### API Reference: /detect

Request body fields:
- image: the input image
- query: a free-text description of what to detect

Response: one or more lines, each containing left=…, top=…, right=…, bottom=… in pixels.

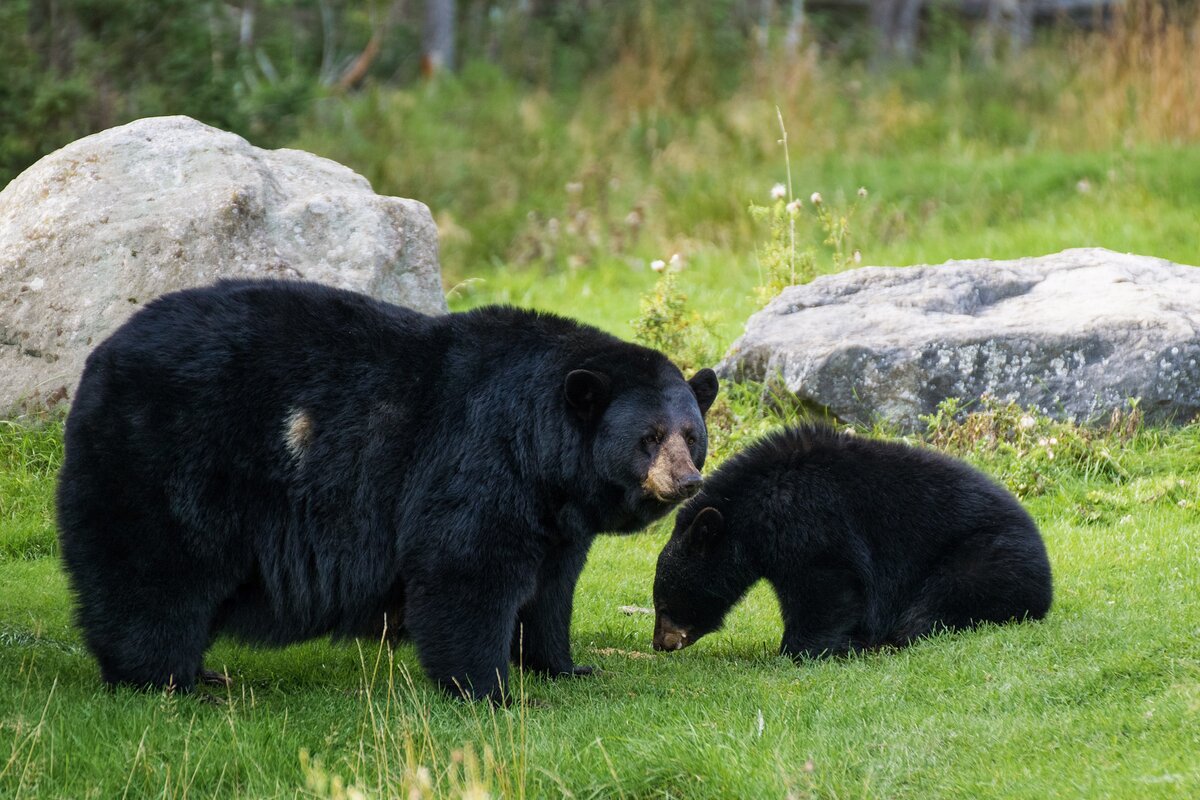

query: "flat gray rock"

left=0, top=115, right=446, bottom=412
left=720, top=248, right=1200, bottom=429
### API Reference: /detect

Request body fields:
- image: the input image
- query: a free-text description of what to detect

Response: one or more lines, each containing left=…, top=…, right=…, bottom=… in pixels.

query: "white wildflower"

left=786, top=199, right=802, bottom=216
left=810, top=191, right=823, bottom=206
left=1018, top=415, right=1036, bottom=430
left=668, top=252, right=684, bottom=271
left=857, top=186, right=868, bottom=199
left=650, top=259, right=666, bottom=272
left=771, top=183, right=787, bottom=200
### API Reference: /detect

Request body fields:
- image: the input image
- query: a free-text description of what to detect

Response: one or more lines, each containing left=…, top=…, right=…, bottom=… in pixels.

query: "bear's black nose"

left=678, top=473, right=702, bottom=497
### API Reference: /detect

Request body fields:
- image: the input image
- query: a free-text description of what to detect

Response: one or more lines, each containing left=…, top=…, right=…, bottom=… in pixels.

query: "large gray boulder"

left=720, top=248, right=1200, bottom=429
left=0, top=115, right=446, bottom=412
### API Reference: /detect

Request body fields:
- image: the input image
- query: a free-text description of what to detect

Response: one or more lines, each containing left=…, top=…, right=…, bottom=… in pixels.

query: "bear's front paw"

left=530, top=663, right=598, bottom=678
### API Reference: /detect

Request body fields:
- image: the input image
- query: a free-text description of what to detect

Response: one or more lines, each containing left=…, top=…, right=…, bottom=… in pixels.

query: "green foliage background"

left=3, top=2, right=1200, bottom=797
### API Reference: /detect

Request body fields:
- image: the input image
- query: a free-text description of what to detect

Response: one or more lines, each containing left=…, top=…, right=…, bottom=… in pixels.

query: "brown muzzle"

left=643, top=433, right=702, bottom=503
left=652, top=613, right=694, bottom=652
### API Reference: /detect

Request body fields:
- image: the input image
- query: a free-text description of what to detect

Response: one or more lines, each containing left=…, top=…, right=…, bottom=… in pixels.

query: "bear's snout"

left=652, top=613, right=693, bottom=652
left=643, top=433, right=703, bottom=503
left=677, top=472, right=703, bottom=496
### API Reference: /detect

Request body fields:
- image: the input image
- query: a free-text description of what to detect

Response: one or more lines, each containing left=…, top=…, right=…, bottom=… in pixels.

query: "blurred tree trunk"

left=784, top=0, right=805, bottom=57
left=528, top=0, right=557, bottom=22
left=27, top=0, right=51, bottom=65
left=978, top=0, right=1033, bottom=62
left=756, top=0, right=806, bottom=57
left=757, top=0, right=771, bottom=50
left=239, top=1, right=256, bottom=52
left=28, top=0, right=73, bottom=73
left=869, top=0, right=924, bottom=65
left=422, top=0, right=457, bottom=75
left=338, top=0, right=405, bottom=90
left=318, top=0, right=338, bottom=85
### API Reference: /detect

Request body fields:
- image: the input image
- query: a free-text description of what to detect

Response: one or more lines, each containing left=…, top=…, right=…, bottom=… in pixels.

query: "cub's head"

left=652, top=506, right=738, bottom=652
left=564, top=362, right=718, bottom=532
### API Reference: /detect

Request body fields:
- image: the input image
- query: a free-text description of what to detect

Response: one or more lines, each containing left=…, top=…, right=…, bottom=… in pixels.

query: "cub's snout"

left=652, top=612, right=694, bottom=652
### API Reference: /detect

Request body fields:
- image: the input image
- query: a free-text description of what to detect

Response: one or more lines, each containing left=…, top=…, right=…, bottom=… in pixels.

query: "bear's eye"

left=643, top=431, right=663, bottom=447
left=686, top=433, right=697, bottom=446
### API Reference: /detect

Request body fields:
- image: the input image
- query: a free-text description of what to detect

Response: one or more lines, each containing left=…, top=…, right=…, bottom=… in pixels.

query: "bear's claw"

left=198, top=668, right=232, bottom=688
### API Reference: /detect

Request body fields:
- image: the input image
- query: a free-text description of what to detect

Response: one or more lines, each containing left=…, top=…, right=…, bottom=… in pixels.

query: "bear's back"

left=701, top=424, right=1032, bottom=562
left=67, top=279, right=441, bottom=478
left=88, top=279, right=434, bottom=384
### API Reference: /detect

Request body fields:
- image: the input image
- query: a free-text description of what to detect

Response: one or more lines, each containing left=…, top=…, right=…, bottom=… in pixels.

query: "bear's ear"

left=688, top=368, right=719, bottom=416
left=565, top=369, right=612, bottom=421
left=683, top=506, right=724, bottom=551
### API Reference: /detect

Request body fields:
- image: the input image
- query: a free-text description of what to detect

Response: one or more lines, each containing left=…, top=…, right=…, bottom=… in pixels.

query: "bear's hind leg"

left=60, top=464, right=242, bottom=692
left=895, top=527, right=1053, bottom=643
left=88, top=593, right=219, bottom=693
left=65, top=521, right=230, bottom=692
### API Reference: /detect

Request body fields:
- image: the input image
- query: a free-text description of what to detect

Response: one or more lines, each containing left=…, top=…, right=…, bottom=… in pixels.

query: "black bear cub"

left=652, top=425, right=1052, bottom=658
left=58, top=279, right=718, bottom=701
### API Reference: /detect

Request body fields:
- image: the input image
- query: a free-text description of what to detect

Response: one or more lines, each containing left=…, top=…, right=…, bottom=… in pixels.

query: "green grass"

left=441, top=144, right=1200, bottom=349
left=6, top=36, right=1200, bottom=799
left=3, top=395, right=1198, bottom=798
left=0, top=420, right=63, bottom=561
left=6, top=135, right=1200, bottom=800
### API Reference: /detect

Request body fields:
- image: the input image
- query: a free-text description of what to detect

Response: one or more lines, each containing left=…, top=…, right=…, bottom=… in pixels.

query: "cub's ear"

left=683, top=506, right=724, bottom=550
left=688, top=368, right=719, bottom=416
left=565, top=369, right=612, bottom=421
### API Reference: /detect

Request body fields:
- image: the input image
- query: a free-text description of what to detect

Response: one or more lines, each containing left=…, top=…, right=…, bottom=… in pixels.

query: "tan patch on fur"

left=284, top=408, right=314, bottom=458
left=642, top=432, right=695, bottom=499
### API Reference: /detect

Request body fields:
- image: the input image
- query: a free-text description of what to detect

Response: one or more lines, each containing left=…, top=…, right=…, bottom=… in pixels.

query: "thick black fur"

left=57, top=279, right=717, bottom=700
left=652, top=425, right=1052, bottom=658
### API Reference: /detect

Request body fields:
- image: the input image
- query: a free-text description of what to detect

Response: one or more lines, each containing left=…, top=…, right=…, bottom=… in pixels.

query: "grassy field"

left=5, top=11, right=1200, bottom=796
left=3, top=390, right=1199, bottom=798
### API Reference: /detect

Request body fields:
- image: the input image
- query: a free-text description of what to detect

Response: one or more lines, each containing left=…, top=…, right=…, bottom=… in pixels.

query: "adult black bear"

left=57, top=279, right=718, bottom=701
left=652, top=425, right=1051, bottom=657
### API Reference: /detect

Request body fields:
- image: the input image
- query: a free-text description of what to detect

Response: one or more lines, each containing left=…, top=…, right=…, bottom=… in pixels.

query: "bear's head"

left=652, top=505, right=746, bottom=652
left=565, top=361, right=718, bottom=533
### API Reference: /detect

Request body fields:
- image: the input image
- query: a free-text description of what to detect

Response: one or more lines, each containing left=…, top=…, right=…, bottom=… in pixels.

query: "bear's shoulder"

left=452, top=305, right=678, bottom=386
